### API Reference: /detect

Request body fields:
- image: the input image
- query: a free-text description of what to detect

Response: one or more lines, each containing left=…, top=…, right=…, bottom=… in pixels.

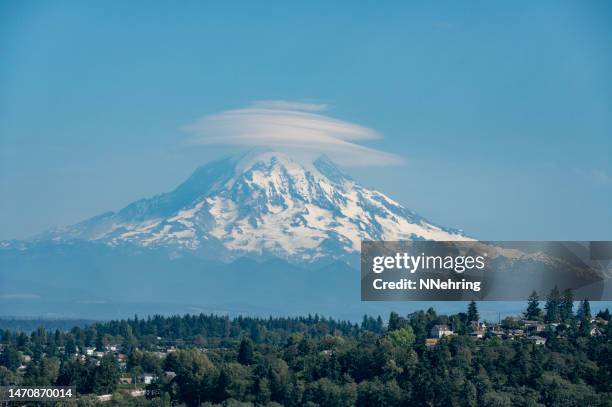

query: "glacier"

left=31, top=151, right=469, bottom=263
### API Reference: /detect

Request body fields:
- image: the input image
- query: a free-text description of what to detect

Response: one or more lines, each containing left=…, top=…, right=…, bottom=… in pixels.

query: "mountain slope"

left=32, top=152, right=469, bottom=262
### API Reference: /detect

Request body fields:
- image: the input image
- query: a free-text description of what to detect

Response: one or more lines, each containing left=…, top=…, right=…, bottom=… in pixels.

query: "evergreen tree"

left=560, top=289, right=574, bottom=322
left=0, top=345, right=21, bottom=370
left=577, top=299, right=592, bottom=336
left=544, top=286, right=561, bottom=323
left=467, top=301, right=479, bottom=323
left=388, top=312, right=406, bottom=331
left=361, top=315, right=369, bottom=330
left=375, top=316, right=384, bottom=334
left=214, top=369, right=231, bottom=403
left=238, top=337, right=254, bottom=365
left=93, top=354, right=120, bottom=394
left=64, top=337, right=76, bottom=356
left=525, top=291, right=541, bottom=320
left=577, top=299, right=592, bottom=321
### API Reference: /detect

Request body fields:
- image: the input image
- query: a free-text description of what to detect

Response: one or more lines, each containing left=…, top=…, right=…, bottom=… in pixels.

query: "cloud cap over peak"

left=183, top=100, right=403, bottom=166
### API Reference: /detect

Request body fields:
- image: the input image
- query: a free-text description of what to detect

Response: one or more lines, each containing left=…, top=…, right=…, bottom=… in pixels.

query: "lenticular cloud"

left=182, top=100, right=403, bottom=166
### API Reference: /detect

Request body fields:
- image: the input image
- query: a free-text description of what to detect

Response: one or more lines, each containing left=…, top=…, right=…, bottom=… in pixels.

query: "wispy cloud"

left=574, top=168, right=612, bottom=186
left=182, top=100, right=403, bottom=166
left=0, top=293, right=40, bottom=300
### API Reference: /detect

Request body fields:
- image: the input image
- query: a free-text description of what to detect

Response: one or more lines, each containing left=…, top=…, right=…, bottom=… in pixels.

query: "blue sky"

left=1, top=0, right=611, bottom=240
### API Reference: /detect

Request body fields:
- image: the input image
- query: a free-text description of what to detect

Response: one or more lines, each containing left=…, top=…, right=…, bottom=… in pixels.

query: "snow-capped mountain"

left=33, top=152, right=468, bottom=262
left=2, top=152, right=605, bottom=319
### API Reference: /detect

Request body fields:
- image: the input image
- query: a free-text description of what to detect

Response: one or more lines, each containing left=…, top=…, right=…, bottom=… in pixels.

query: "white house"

left=590, top=327, right=603, bottom=337
left=138, top=373, right=158, bottom=385
left=430, top=324, right=454, bottom=338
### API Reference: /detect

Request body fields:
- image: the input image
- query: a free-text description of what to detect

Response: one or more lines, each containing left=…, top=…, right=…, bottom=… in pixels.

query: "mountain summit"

left=35, top=152, right=468, bottom=262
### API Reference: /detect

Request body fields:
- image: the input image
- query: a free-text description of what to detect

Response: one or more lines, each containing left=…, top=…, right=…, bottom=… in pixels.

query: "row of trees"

left=0, top=301, right=610, bottom=406
left=525, top=287, right=596, bottom=333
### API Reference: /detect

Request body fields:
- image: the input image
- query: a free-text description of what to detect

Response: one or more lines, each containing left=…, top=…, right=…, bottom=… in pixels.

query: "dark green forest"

left=0, top=297, right=611, bottom=406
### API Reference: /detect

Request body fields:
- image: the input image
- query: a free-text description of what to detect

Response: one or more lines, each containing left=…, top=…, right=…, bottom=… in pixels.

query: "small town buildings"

left=508, top=329, right=525, bottom=337
left=527, top=336, right=546, bottom=346
left=490, top=328, right=504, bottom=337
left=523, top=320, right=545, bottom=332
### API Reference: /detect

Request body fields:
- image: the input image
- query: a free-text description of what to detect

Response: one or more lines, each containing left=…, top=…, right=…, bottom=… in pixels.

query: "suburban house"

left=508, top=329, right=525, bottom=337
left=430, top=324, right=454, bottom=338
left=523, top=320, right=545, bottom=332
left=138, top=373, right=158, bottom=385
left=527, top=336, right=547, bottom=346
left=469, top=330, right=484, bottom=339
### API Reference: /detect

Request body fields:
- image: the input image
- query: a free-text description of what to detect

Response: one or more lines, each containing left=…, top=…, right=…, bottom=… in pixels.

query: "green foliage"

left=525, top=290, right=542, bottom=320
left=0, top=345, right=21, bottom=370
left=94, top=354, right=120, bottom=394
left=560, top=289, right=575, bottom=322
left=0, top=306, right=610, bottom=406
left=467, top=301, right=479, bottom=323
left=237, top=338, right=254, bottom=365
left=386, top=327, right=415, bottom=348
left=545, top=286, right=561, bottom=323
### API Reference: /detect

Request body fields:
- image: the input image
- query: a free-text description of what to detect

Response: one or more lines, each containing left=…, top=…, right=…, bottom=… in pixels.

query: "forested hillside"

left=1, top=297, right=610, bottom=406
